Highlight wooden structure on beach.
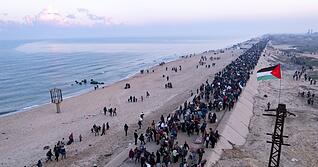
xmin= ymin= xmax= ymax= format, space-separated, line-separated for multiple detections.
xmin=49 ymin=88 xmax=63 ymax=113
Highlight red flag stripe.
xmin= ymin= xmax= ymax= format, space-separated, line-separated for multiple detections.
xmin=271 ymin=64 xmax=281 ymax=79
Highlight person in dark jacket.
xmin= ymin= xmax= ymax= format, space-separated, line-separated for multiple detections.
xmin=134 ymin=130 xmax=138 ymax=145
xmin=46 ymin=149 xmax=53 ymax=162
xmin=124 ymin=124 xmax=129 ymax=136
xmin=54 ymin=145 xmax=59 ymax=162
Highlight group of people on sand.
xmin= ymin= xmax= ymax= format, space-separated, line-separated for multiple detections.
xmin=103 ymin=107 xmax=117 ymax=116
xmin=126 ymin=40 xmax=268 ymax=167
xmin=165 ymin=82 xmax=173 ymax=89
xmin=198 ymin=55 xmax=216 ymax=67
xmin=170 ymin=66 xmax=182 ymax=73
xmin=298 ymin=90 xmax=315 ymax=105
xmin=91 ymin=122 xmax=110 ymax=136
xmin=125 ymin=83 xmax=131 ymax=89
xmin=197 ymin=55 xmax=220 ymax=69
xmin=36 ymin=133 xmax=78 ymax=167
xmin=293 ymin=67 xmax=317 ymax=85
xmin=129 ymin=96 xmax=139 ymax=103
xmin=162 ymin=65 xmax=183 ymax=89
xmin=294 ymin=66 xmax=317 ymax=106
xmin=128 ymin=91 xmax=151 ymax=103
xmin=140 ymin=69 xmax=155 ymax=74
xmin=180 ymin=53 xmax=195 ymax=59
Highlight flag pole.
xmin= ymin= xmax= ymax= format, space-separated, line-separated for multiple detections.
xmin=278 ymin=64 xmax=282 ymax=104
xmin=278 ymin=78 xmax=281 ymax=104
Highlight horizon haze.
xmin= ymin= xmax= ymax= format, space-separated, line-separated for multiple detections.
xmin=1 ymin=0 xmax=318 ymax=40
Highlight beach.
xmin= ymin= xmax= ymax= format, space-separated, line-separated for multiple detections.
xmin=0 ymin=38 xmax=249 ymax=115
xmin=1 ymin=0 xmax=317 ymax=166
xmin=0 ymin=40 xmax=253 ymax=167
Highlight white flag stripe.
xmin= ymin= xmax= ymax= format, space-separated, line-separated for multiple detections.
xmin=257 ymin=71 xmax=272 ymax=77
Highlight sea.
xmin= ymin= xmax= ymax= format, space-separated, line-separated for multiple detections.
xmin=0 ymin=37 xmax=249 ymax=116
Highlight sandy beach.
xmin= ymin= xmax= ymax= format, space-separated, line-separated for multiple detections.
xmin=0 ymin=40 xmax=254 ymax=167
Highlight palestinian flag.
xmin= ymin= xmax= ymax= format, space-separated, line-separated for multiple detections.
xmin=257 ymin=64 xmax=281 ymax=81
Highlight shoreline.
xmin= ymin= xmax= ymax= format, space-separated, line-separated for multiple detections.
xmin=0 ymin=55 xmax=182 ymax=118
xmin=0 ymin=37 xmax=244 ymax=118
xmin=1 ymin=37 xmax=249 ymax=116
xmin=0 ymin=39 xmax=253 ymax=167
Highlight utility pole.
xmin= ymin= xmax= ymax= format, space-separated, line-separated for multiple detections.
xmin=263 ymin=104 xmax=295 ymax=167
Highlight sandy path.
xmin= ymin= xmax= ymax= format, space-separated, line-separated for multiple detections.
xmin=0 ymin=43 xmax=252 ymax=167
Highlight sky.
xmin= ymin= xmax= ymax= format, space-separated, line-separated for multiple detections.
xmin=1 ymin=0 xmax=318 ymax=40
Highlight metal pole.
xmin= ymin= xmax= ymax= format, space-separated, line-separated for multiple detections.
xmin=278 ymin=79 xmax=281 ymax=104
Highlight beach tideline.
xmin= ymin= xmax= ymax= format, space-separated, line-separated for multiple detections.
xmin=0 ymin=42 xmax=250 ymax=167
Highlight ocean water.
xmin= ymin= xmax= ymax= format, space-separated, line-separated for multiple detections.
xmin=0 ymin=37 xmax=247 ymax=115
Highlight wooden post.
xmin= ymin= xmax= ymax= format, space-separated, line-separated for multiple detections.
xmin=56 ymin=102 xmax=61 ymax=113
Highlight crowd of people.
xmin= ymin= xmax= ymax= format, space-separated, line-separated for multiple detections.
xmin=130 ymin=109 xmax=215 ymax=167
xmin=127 ymin=39 xmax=268 ymax=167
xmin=34 ymin=40 xmax=268 ymax=167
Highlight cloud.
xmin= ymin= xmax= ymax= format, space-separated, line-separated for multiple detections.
xmin=66 ymin=14 xmax=76 ymax=19
xmin=77 ymin=8 xmax=89 ymax=13
xmin=87 ymin=14 xmax=104 ymax=21
xmin=11 ymin=7 xmax=115 ymax=27
xmin=77 ymin=8 xmax=109 ymax=23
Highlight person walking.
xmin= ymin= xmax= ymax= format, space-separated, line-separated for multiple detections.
xmin=134 ymin=130 xmax=138 ymax=145
xmin=139 ymin=133 xmax=146 ymax=145
xmin=106 ymin=122 xmax=110 ymax=130
xmin=124 ymin=124 xmax=129 ymax=136
xmin=54 ymin=145 xmax=59 ymax=162
xmin=60 ymin=145 xmax=66 ymax=159
xmin=46 ymin=149 xmax=53 ymax=162
xmin=267 ymin=102 xmax=271 ymax=110
xmin=101 ymin=123 xmax=106 ymax=136
xmin=79 ymin=134 xmax=82 ymax=142
xmin=138 ymin=120 xmax=142 ymax=129
xmin=129 ymin=148 xmax=135 ymax=161
xmin=103 ymin=107 xmax=107 ymax=115
xmin=37 ymin=160 xmax=42 ymax=167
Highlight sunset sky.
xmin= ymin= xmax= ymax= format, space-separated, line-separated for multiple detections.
xmin=1 ymin=0 xmax=318 ymax=39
